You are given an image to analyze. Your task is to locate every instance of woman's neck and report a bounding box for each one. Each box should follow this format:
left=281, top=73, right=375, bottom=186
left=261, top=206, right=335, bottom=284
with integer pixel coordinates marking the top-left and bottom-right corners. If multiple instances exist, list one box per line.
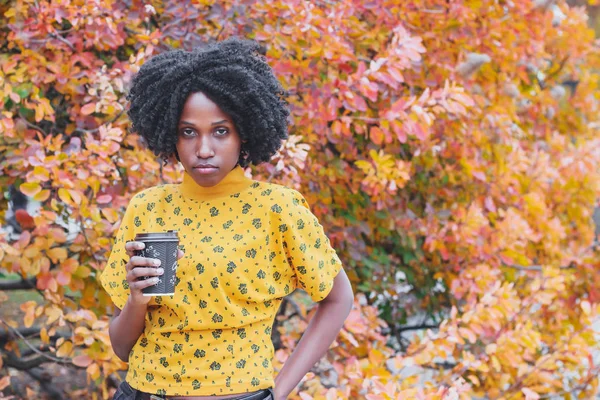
left=179, top=166, right=253, bottom=202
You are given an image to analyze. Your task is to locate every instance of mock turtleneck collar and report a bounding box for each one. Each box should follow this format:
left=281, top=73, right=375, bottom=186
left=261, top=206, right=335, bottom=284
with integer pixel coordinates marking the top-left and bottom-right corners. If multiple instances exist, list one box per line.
left=179, top=166, right=253, bottom=202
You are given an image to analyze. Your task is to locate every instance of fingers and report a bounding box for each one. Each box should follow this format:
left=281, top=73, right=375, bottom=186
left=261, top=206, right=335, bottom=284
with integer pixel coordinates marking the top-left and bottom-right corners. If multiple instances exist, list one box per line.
left=127, top=266, right=164, bottom=281
left=128, top=276, right=161, bottom=291
left=125, top=241, right=144, bottom=257
left=126, top=255, right=161, bottom=272
left=177, top=249, right=185, bottom=260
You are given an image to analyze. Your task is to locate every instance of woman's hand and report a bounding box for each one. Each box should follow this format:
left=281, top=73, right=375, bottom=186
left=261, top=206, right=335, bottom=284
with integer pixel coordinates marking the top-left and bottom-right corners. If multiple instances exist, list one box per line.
left=124, top=241, right=184, bottom=305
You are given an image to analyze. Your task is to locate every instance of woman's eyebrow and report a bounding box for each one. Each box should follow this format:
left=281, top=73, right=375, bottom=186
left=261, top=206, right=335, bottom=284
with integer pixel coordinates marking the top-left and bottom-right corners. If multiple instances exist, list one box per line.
left=211, top=119, right=229, bottom=126
left=178, top=120, right=230, bottom=126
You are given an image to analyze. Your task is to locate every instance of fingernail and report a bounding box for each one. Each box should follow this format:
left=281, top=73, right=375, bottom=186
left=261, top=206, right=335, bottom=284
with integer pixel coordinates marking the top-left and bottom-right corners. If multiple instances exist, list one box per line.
left=154, top=260, right=161, bottom=266
left=151, top=278, right=159, bottom=283
left=157, top=268, right=164, bottom=275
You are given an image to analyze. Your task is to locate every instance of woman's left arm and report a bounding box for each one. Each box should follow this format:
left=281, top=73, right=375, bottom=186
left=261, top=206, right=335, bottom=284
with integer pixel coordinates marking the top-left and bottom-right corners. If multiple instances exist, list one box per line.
left=274, top=269, right=354, bottom=400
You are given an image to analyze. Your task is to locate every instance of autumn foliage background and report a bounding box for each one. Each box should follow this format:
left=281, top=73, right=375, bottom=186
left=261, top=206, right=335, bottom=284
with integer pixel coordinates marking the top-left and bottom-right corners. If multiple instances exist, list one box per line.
left=1, top=0, right=600, bottom=399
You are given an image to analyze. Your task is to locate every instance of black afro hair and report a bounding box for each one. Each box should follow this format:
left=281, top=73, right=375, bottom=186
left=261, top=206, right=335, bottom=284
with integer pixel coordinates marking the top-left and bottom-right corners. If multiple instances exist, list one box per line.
left=126, top=37, right=290, bottom=167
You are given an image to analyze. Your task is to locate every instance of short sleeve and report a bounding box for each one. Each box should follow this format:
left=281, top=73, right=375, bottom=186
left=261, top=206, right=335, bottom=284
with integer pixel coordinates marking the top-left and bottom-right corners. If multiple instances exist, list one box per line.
left=98, top=196, right=139, bottom=310
left=282, top=190, right=343, bottom=302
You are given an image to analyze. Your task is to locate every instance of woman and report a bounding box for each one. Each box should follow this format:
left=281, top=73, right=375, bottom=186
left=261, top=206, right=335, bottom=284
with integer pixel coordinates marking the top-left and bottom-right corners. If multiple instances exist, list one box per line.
left=100, top=38, right=354, bottom=400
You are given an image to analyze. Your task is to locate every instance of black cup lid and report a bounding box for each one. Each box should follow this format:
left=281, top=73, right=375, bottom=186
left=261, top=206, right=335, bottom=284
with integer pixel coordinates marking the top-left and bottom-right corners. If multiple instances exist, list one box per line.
left=134, top=230, right=179, bottom=241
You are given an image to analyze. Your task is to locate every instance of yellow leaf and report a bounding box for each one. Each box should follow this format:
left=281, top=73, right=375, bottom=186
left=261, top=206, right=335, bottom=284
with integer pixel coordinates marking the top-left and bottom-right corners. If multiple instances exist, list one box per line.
left=87, top=361, right=100, bottom=380
left=467, top=374, right=480, bottom=386
left=32, top=166, right=50, bottom=181
left=46, top=307, right=63, bottom=325
left=47, top=247, right=68, bottom=263
left=4, top=8, right=16, bottom=18
left=33, top=189, right=51, bottom=202
left=40, top=327, right=50, bottom=344
left=35, top=103, right=45, bottom=122
left=20, top=182, right=41, bottom=197
left=581, top=300, right=591, bottom=315
left=56, top=341, right=73, bottom=358
left=58, top=188, right=72, bottom=204
left=355, top=160, right=372, bottom=173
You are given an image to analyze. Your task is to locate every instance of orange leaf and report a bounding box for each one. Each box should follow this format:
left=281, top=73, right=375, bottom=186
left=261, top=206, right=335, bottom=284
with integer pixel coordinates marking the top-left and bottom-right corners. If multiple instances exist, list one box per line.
left=370, top=126, right=384, bottom=145
left=81, top=103, right=96, bottom=115
left=72, top=354, right=93, bottom=367
left=97, top=194, right=113, bottom=204
left=56, top=270, right=71, bottom=286
left=21, top=301, right=37, bottom=328
left=61, top=258, right=78, bottom=273
left=37, top=272, right=57, bottom=292
left=68, top=189, right=83, bottom=205
left=0, top=376, right=10, bottom=391
left=87, top=362, right=101, bottom=380
left=101, top=207, right=119, bottom=223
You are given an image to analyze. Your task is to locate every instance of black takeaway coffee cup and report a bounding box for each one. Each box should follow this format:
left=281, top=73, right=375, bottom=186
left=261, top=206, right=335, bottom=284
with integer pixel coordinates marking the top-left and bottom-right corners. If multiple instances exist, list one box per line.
left=134, top=231, right=179, bottom=296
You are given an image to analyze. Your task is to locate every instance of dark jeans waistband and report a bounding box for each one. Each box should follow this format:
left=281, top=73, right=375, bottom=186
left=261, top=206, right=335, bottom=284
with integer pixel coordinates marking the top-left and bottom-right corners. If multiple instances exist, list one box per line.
left=113, top=381, right=274, bottom=400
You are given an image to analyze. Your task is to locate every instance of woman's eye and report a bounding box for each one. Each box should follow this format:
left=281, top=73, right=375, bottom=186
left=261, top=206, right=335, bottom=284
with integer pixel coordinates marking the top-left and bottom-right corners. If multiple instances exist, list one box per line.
left=181, top=128, right=195, bottom=136
left=214, top=128, right=228, bottom=136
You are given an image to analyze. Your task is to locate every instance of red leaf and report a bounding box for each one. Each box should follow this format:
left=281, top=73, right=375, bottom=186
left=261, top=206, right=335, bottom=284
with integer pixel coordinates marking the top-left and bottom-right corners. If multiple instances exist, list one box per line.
left=326, top=97, right=340, bottom=121
left=15, top=209, right=36, bottom=229
left=391, top=121, right=407, bottom=143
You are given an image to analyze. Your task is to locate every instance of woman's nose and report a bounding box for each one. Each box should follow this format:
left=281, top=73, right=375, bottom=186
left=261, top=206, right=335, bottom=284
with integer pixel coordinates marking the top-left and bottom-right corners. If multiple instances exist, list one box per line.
left=196, top=137, right=215, bottom=159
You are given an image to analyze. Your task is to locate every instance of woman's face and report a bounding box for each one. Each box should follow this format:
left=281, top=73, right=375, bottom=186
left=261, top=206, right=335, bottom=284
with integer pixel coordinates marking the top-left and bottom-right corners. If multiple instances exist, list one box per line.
left=176, top=92, right=243, bottom=187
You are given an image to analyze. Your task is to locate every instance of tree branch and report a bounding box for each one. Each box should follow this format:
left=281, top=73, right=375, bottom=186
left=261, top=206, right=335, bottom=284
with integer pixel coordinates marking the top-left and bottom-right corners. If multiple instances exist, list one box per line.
left=0, top=278, right=37, bottom=290
left=3, top=352, right=51, bottom=370
left=17, top=114, right=48, bottom=136
left=504, top=263, right=578, bottom=272
left=0, top=326, right=71, bottom=343
left=420, top=361, right=456, bottom=370
left=48, top=33, right=75, bottom=51
left=506, top=264, right=542, bottom=272
left=0, top=322, right=71, bottom=365
left=394, top=323, right=440, bottom=333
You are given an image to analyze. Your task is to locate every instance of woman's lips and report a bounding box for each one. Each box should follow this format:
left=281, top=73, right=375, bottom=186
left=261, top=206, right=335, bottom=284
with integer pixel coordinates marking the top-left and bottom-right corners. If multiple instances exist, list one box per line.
left=193, top=165, right=219, bottom=175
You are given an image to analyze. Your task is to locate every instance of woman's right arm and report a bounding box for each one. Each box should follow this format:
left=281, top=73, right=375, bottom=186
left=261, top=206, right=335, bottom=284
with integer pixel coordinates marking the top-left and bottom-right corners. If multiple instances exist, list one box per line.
left=109, top=300, right=150, bottom=362
left=108, top=241, right=184, bottom=362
